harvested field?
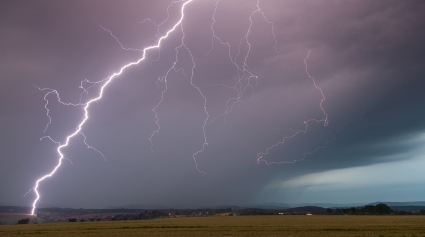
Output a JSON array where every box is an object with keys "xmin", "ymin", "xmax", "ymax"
[{"xmin": 1, "ymin": 215, "xmax": 424, "ymax": 236}]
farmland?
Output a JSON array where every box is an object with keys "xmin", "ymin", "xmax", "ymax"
[{"xmin": 1, "ymin": 215, "xmax": 425, "ymax": 237}]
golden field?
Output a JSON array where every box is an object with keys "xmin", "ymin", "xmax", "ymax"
[{"xmin": 1, "ymin": 215, "xmax": 425, "ymax": 237}]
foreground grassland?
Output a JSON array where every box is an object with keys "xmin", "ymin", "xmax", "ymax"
[{"xmin": 1, "ymin": 215, "xmax": 425, "ymax": 237}]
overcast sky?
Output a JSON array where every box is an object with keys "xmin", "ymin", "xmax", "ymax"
[{"xmin": 1, "ymin": 0, "xmax": 424, "ymax": 210}]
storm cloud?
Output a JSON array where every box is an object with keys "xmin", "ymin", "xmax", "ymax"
[{"xmin": 1, "ymin": 0, "xmax": 424, "ymax": 208}]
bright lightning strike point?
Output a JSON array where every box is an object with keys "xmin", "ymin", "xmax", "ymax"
[{"xmin": 30, "ymin": 0, "xmax": 195, "ymax": 215}]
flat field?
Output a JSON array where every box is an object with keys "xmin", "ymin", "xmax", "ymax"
[{"xmin": 1, "ymin": 215, "xmax": 425, "ymax": 237}]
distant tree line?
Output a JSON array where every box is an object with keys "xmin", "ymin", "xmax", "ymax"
[
  {"xmin": 17, "ymin": 218, "xmax": 30, "ymax": 224},
  {"xmin": 238, "ymin": 204, "xmax": 425, "ymax": 216},
  {"xmin": 36, "ymin": 207, "xmax": 233, "ymax": 221},
  {"xmin": 179, "ymin": 208, "xmax": 232, "ymax": 216},
  {"xmin": 326, "ymin": 203, "xmax": 425, "ymax": 215},
  {"xmin": 239, "ymin": 208, "xmax": 276, "ymax": 215}
]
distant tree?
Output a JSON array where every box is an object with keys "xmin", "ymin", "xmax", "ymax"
[
  {"xmin": 326, "ymin": 208, "xmax": 333, "ymax": 214},
  {"xmin": 17, "ymin": 218, "xmax": 30, "ymax": 224},
  {"xmin": 69, "ymin": 218, "xmax": 77, "ymax": 222},
  {"xmin": 375, "ymin": 203, "xmax": 392, "ymax": 214},
  {"xmin": 361, "ymin": 204, "xmax": 392, "ymax": 215},
  {"xmin": 420, "ymin": 210, "xmax": 425, "ymax": 215}
]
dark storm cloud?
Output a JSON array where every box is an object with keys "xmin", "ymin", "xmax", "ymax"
[{"xmin": 1, "ymin": 0, "xmax": 424, "ymax": 208}]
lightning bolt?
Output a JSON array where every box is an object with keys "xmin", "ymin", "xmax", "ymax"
[
  {"xmin": 149, "ymin": 15, "xmax": 209, "ymax": 174},
  {"xmin": 35, "ymin": 86, "xmax": 85, "ymax": 133},
  {"xmin": 30, "ymin": 0, "xmax": 195, "ymax": 215},
  {"xmin": 78, "ymin": 78, "xmax": 107, "ymax": 103},
  {"xmin": 207, "ymin": 0, "xmax": 278, "ymax": 125},
  {"xmin": 304, "ymin": 50, "xmax": 329, "ymax": 126},
  {"xmin": 100, "ymin": 25, "xmax": 144, "ymax": 52},
  {"xmin": 151, "ymin": 69, "xmax": 186, "ymax": 153},
  {"xmin": 28, "ymin": 0, "xmax": 354, "ymax": 215},
  {"xmin": 256, "ymin": 50, "xmax": 329, "ymax": 164},
  {"xmin": 148, "ymin": 0, "xmax": 281, "ymax": 173},
  {"xmin": 181, "ymin": 27, "xmax": 210, "ymax": 175},
  {"xmin": 80, "ymin": 132, "xmax": 107, "ymax": 161},
  {"xmin": 149, "ymin": 52, "xmax": 173, "ymax": 154}
]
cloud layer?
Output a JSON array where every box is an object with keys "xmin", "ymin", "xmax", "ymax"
[{"xmin": 1, "ymin": 0, "xmax": 424, "ymax": 208}]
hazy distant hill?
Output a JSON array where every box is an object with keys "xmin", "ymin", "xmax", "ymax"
[
  {"xmin": 367, "ymin": 202, "xmax": 425, "ymax": 211},
  {"xmin": 295, "ymin": 203, "xmax": 366, "ymax": 208},
  {"xmin": 106, "ymin": 204, "xmax": 171, "ymax": 210},
  {"xmin": 107, "ymin": 204, "xmax": 240, "ymax": 210},
  {"xmin": 108, "ymin": 201, "xmax": 425, "ymax": 210},
  {"xmin": 369, "ymin": 201, "xmax": 425, "ymax": 206},
  {"xmin": 253, "ymin": 201, "xmax": 425, "ymax": 209}
]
